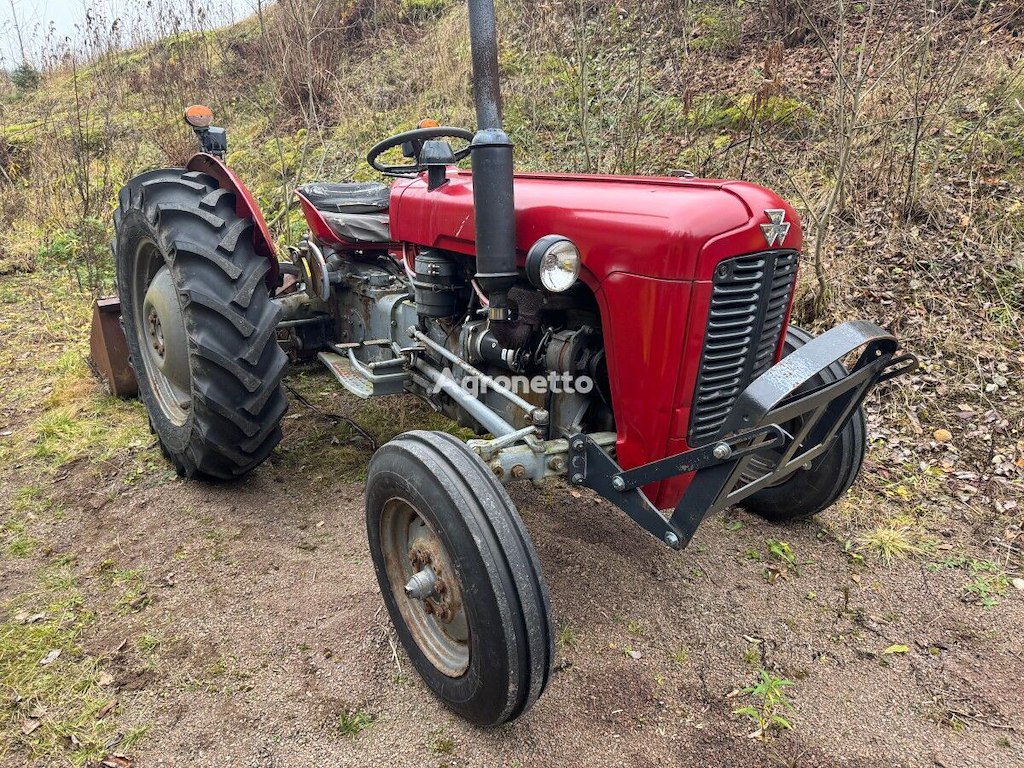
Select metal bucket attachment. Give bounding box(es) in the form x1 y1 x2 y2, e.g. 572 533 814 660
89 297 138 397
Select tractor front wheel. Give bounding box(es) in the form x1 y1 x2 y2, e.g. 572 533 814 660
365 431 554 727
740 325 868 523
114 169 288 479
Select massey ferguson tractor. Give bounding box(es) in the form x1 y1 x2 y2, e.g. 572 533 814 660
97 0 916 727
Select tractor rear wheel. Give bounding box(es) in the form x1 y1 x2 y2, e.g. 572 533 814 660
114 168 287 479
740 325 867 523
365 430 554 727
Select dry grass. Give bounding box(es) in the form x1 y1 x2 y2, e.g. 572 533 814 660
857 524 930 564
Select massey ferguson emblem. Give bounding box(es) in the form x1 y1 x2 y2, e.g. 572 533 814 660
761 208 791 247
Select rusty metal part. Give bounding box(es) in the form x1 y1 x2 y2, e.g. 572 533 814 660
89 297 137 397
379 498 469 677
408 539 463 624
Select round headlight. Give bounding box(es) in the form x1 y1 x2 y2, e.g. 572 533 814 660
526 235 580 293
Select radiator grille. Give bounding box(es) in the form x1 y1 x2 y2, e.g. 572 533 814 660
688 250 799 445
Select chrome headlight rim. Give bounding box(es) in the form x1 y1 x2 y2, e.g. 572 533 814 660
525 235 581 293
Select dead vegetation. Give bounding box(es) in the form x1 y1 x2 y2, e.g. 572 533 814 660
0 0 1022 765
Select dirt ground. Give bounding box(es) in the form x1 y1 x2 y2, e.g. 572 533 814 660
2 370 1022 768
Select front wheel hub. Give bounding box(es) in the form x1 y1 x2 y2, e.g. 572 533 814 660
380 499 469 677
404 566 437 600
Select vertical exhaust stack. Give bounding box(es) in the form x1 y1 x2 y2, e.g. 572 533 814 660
467 0 518 330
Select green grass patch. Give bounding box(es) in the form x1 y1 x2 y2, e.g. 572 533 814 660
963 567 1011 608
671 647 690 666
0 272 155 477
557 624 578 650
135 633 161 655
687 94 815 132
5 532 39 557
336 708 375 738
278 371 470 482
927 556 1015 608
98 562 151 615
0 560 119 765
427 730 456 755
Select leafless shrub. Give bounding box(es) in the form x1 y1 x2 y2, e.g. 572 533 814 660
752 0 834 47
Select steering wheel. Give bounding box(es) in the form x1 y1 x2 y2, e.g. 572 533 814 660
366 126 475 176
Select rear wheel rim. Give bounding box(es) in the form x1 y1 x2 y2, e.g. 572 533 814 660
132 241 191 426
379 497 469 677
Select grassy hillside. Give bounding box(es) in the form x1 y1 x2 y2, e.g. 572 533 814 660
0 0 1022 764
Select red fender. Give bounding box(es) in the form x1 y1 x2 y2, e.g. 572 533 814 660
186 153 280 289
295 190 345 246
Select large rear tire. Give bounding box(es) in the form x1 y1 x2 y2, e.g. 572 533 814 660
365 430 554 727
114 168 288 479
740 325 867 523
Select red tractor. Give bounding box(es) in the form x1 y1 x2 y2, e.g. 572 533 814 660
101 0 915 727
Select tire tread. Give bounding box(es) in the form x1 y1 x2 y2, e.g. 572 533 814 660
114 168 287 480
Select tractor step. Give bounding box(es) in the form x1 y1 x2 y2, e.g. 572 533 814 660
318 350 408 398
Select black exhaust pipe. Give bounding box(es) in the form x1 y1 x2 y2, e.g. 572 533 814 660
467 0 518 330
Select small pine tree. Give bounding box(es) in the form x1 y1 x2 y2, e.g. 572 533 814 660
10 62 41 91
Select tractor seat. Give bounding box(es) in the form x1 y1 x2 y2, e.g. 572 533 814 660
298 182 391 244
297 182 390 214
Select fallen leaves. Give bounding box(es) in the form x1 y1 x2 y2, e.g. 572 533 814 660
39 649 61 666
883 644 910 655
20 706 47 736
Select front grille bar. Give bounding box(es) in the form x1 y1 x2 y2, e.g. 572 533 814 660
689 250 798 445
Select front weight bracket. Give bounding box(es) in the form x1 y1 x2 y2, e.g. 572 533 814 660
570 434 683 550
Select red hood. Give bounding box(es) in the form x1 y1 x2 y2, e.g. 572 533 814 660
390 169 802 282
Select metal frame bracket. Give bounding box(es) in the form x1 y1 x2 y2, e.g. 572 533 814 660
611 424 787 492
571 434 683 550
567 320 917 552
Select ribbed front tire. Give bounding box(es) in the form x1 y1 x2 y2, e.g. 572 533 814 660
114 168 287 479
366 430 554 726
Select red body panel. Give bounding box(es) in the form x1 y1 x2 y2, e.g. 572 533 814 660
390 169 803 508
186 153 279 289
